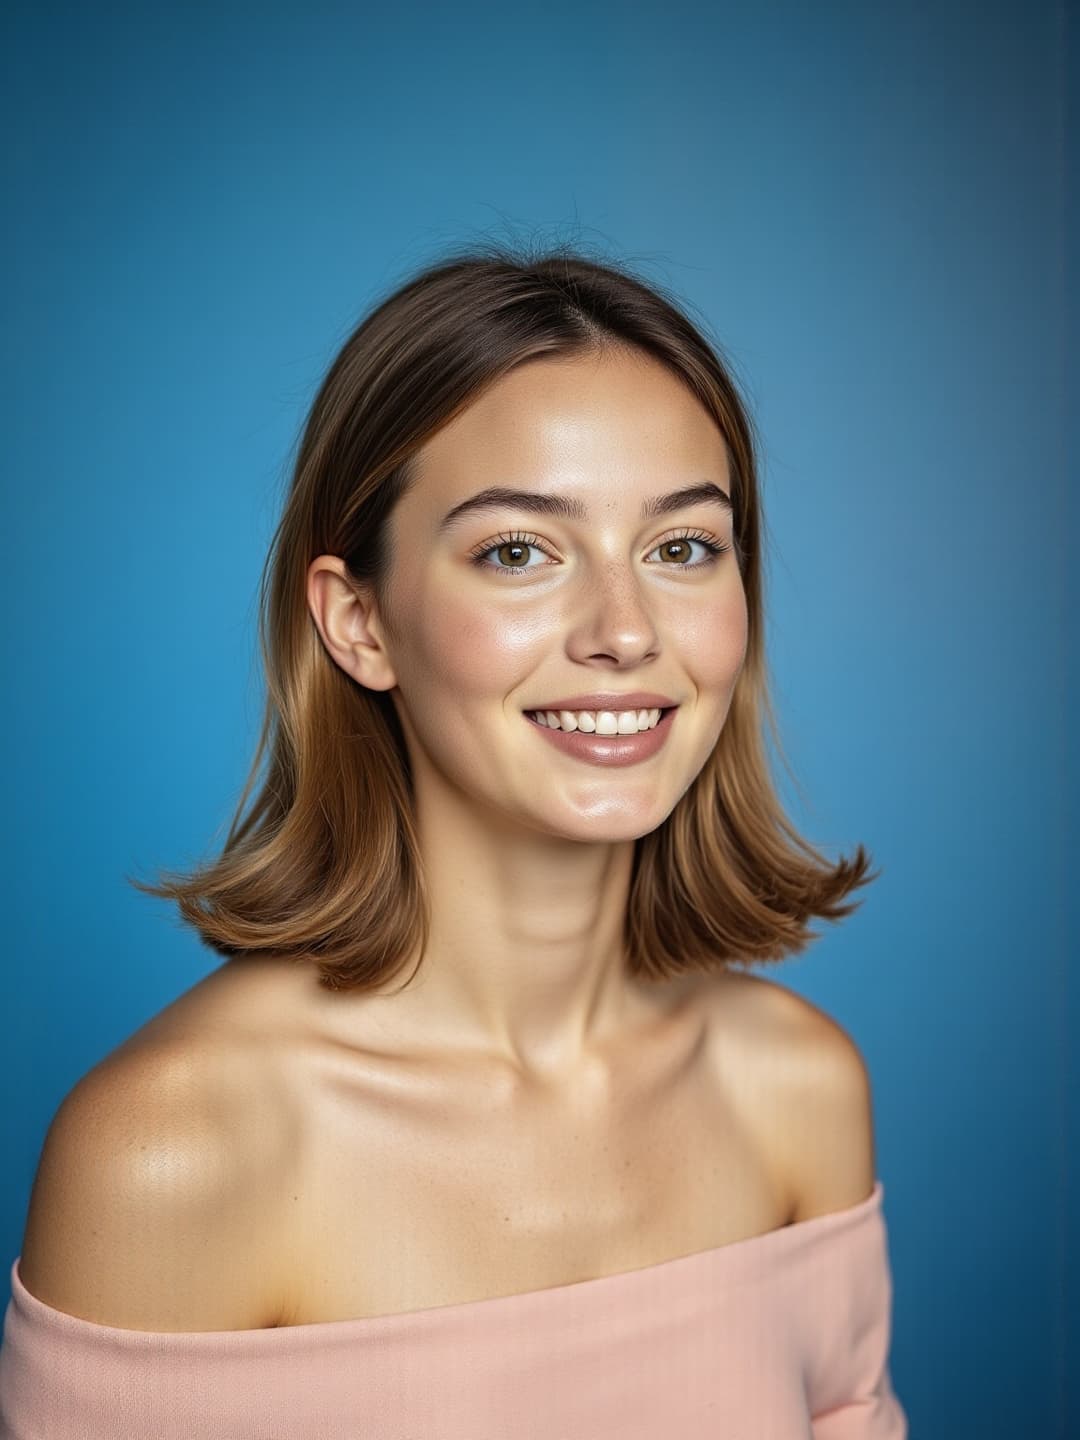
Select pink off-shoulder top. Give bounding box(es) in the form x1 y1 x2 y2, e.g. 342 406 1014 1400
0 1179 906 1439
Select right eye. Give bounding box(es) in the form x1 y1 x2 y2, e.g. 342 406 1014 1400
468 531 556 577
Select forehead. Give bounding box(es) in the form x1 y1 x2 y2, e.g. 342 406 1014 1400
408 349 730 508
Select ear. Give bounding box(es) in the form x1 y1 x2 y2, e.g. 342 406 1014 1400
306 556 398 693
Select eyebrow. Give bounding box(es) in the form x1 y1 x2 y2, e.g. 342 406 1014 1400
438 481 733 534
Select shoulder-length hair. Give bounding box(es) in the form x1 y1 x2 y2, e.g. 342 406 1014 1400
131 242 878 992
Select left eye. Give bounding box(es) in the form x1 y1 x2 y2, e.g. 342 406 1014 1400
646 534 728 566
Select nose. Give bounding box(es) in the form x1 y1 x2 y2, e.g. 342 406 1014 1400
564 561 661 667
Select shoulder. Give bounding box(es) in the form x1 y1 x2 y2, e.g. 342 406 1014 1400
17 1019 298 1332
704 968 877 1222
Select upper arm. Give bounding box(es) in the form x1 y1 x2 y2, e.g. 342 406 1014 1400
17 1046 294 1332
734 975 878 1222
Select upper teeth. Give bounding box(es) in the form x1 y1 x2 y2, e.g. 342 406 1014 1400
529 708 663 734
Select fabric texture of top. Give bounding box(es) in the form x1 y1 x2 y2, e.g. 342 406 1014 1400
0 1178 906 1439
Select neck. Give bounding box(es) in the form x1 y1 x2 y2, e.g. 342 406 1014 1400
386 799 656 1080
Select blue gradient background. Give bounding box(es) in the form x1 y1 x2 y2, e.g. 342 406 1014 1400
1 2 1074 1434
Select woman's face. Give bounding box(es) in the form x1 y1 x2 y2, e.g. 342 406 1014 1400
374 346 748 842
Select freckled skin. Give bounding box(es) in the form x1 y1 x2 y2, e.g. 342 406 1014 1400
377 348 748 841
307 346 749 1071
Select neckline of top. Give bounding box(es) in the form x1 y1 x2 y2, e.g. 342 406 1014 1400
9 1180 884 1341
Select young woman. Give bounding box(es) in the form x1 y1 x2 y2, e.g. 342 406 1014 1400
0 246 907 1436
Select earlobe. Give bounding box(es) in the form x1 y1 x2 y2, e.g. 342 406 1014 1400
306 556 398 693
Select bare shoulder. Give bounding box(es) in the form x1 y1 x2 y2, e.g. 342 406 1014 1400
18 1013 298 1332
705 967 877 1222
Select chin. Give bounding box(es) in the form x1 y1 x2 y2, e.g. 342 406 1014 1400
532 802 673 845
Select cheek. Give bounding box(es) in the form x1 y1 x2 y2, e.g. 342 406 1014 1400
411 587 543 699
671 585 749 689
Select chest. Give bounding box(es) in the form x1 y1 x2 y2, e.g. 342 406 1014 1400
268 1033 791 1326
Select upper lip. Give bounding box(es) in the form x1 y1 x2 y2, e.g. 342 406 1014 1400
524 692 678 713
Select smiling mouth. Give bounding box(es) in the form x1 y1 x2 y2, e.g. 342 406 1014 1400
523 706 675 734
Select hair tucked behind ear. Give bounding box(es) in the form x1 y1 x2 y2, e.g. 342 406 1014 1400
129 237 879 991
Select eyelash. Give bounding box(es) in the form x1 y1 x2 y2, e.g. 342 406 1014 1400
467 528 732 578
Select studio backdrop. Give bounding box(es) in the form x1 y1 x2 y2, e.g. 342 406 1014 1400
1 3 1073 1437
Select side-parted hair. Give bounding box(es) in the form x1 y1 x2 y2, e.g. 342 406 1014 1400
131 241 878 992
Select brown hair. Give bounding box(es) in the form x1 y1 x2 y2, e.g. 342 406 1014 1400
130 240 879 992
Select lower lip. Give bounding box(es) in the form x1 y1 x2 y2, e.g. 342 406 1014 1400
524 709 677 766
